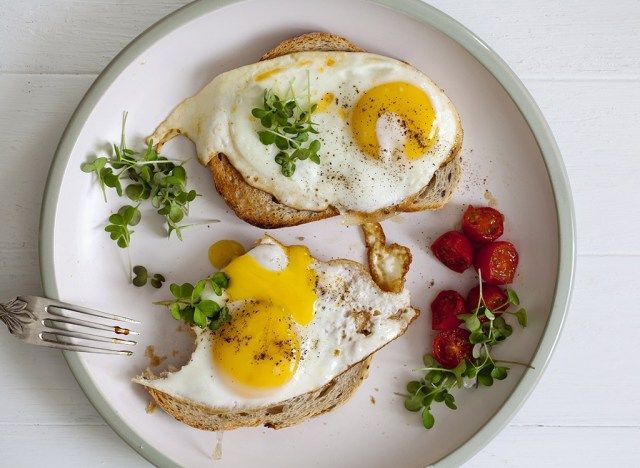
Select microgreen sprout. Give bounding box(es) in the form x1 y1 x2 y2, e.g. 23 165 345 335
81 112 200 241
404 272 531 429
105 204 140 249
155 272 231 330
132 265 166 289
252 80 321 177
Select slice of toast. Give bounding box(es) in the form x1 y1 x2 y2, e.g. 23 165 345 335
208 32 462 229
135 237 418 431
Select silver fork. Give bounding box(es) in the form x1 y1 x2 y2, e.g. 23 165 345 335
0 296 139 355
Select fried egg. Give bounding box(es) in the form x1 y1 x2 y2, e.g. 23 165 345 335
135 237 418 407
150 51 461 213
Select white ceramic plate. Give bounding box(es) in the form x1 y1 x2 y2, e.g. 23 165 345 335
40 0 575 466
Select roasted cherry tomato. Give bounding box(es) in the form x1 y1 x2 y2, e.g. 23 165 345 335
474 241 519 285
430 231 474 273
467 284 508 319
462 206 504 243
431 290 466 331
432 329 472 369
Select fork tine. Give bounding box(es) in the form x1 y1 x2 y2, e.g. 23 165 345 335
46 300 140 324
45 329 137 346
43 314 139 336
38 335 133 355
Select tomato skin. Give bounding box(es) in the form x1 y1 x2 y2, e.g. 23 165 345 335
466 284 508 313
430 231 474 273
474 241 519 285
431 290 466 331
432 329 473 369
462 206 504 243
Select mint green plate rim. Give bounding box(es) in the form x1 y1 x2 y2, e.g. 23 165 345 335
39 0 576 466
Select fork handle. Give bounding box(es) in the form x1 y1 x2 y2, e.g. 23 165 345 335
0 297 34 336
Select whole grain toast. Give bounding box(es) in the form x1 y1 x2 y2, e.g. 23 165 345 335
206 32 463 228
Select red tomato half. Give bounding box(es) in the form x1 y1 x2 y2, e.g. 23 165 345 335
474 241 519 285
431 290 466 331
432 329 472 369
430 231 474 273
462 206 504 243
466 284 508 320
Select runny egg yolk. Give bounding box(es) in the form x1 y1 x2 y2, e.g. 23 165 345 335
213 301 300 388
351 81 436 160
212 245 317 388
208 239 246 269
316 92 335 112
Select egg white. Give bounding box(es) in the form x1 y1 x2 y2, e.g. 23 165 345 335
150 51 461 213
135 240 417 408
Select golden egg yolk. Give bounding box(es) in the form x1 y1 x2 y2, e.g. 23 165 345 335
351 81 436 160
316 92 335 112
212 245 317 388
208 240 246 269
213 301 300 388
223 245 317 325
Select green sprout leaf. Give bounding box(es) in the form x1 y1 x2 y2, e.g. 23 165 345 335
478 374 494 387
125 184 145 201
444 394 457 410
470 330 486 344
150 273 165 289
423 354 437 368
132 265 147 287
192 279 206 301
493 316 508 329
169 303 181 320
491 366 509 380
180 283 194 299
506 288 520 305
514 308 528 327
212 272 230 289
465 315 481 331
433 391 446 403
421 409 435 429
253 87 321 177
452 360 467 388
155 273 231 330
406 381 421 394
193 307 207 328
429 371 443 384
198 300 220 317
404 395 423 412
105 207 134 250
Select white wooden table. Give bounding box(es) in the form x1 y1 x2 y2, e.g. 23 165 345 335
1 1 638 466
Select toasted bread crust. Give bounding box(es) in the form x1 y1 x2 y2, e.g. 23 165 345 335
207 32 463 228
260 32 365 60
210 153 338 229
144 357 371 431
